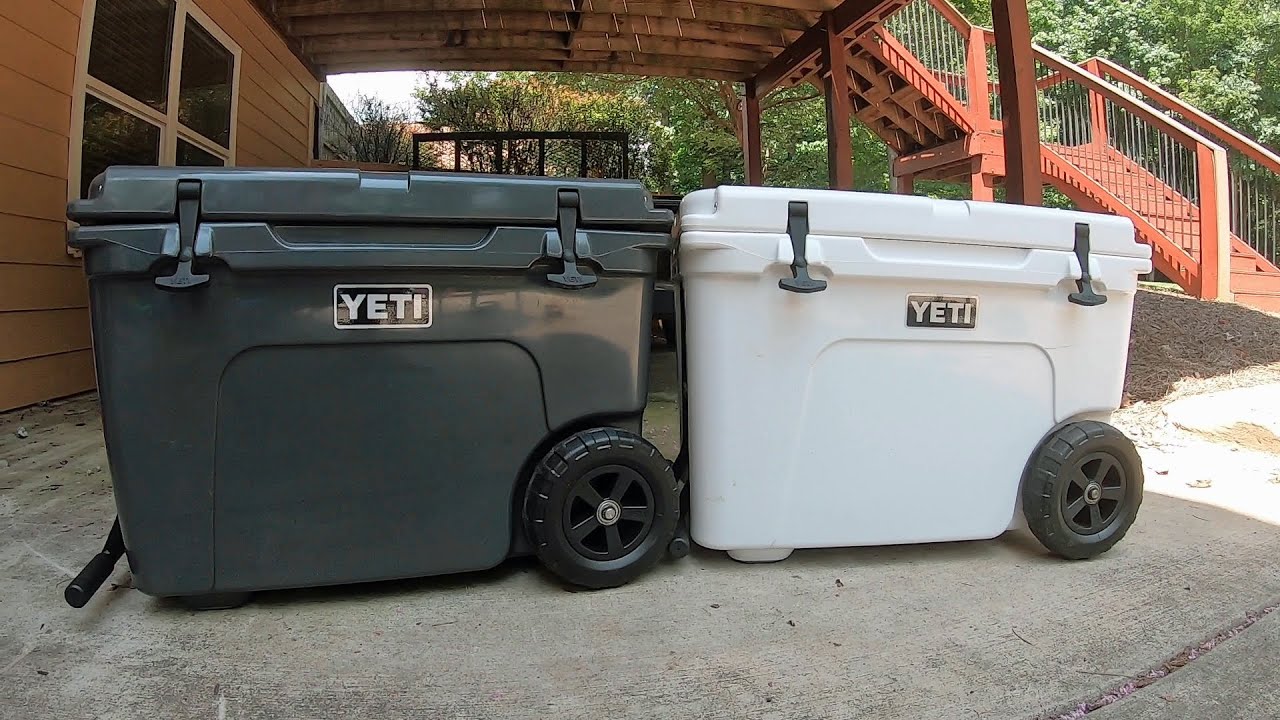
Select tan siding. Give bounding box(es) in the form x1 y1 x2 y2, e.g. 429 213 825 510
0 165 70 222
0 308 91 363
0 66 73 134
0 216 76 266
237 125 299 167
0 0 319 409
0 0 80 55
0 113 69 179
0 350 96 412
0 265 88 311
238 100 310 162
0 14 77 92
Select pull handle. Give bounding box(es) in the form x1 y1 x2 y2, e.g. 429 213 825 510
778 201 827 294
65 518 125 608
155 179 209 290
1068 223 1107 307
546 190 597 290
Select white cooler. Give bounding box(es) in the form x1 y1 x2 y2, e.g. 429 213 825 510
676 187 1152 563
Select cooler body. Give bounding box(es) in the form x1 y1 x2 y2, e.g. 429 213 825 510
70 168 671 596
676 187 1151 554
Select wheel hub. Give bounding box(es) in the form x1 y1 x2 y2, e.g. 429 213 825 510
596 499 622 526
1084 483 1102 505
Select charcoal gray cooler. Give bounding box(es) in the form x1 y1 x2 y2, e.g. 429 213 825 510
65 167 682 608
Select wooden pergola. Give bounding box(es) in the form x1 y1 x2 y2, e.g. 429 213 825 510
260 0 1042 203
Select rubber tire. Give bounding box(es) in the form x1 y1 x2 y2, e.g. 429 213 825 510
1022 421 1144 560
525 428 679 589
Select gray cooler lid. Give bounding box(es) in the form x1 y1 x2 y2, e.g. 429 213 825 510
67 167 672 285
69 166 672 229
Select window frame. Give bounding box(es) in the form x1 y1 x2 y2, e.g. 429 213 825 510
68 0 242 206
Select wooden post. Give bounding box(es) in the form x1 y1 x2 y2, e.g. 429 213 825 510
821 13 855 190
887 148 914 195
970 157 994 201
1196 143 1232 300
966 26 992 132
1083 59 1109 149
990 0 1041 205
743 79 764 185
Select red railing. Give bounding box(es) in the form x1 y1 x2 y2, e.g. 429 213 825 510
1090 59 1280 271
879 0 1237 299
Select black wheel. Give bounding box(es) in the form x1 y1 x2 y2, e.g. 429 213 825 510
1022 421 1143 560
525 428 679 589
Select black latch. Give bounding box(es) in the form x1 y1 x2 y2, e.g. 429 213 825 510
1068 222 1107 307
155 179 210 290
778 201 827 294
545 190 597 290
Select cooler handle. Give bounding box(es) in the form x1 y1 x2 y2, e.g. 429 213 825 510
778 201 827 294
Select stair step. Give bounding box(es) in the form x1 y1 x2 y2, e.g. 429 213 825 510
1230 269 1280 294
1233 253 1264 272
1235 292 1280 314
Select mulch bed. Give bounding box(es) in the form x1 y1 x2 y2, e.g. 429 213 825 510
1117 288 1280 433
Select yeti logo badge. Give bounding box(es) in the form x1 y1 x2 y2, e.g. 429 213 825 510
906 295 977 329
334 285 433 329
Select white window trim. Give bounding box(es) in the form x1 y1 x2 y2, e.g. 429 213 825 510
68 0 242 208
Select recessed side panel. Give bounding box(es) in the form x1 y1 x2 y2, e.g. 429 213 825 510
213 341 547 591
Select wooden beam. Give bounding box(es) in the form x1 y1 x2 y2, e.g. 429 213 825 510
291 11 792 48
744 78 764 185
821 13 854 190
303 30 773 63
278 0 815 29
581 0 816 29
752 0 908 93
311 48 761 75
892 132 1002 175
990 0 1041 205
317 56 746 81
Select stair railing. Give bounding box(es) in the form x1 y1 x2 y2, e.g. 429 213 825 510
1090 58 1280 269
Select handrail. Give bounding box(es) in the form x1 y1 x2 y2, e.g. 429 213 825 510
928 0 972 34
979 30 1224 154
1090 57 1280 175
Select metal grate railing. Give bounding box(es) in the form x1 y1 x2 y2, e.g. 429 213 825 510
884 0 970 106
1095 62 1280 266
1034 51 1208 262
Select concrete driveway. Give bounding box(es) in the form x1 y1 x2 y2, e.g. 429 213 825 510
2 350 1278 720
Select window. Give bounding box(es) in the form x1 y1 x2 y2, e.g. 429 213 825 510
72 0 240 198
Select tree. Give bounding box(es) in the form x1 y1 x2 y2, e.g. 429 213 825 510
345 94 412 165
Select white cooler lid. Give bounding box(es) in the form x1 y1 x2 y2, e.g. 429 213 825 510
678 186 1150 259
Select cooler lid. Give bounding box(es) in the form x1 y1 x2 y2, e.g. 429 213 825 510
69 166 672 229
678 186 1149 259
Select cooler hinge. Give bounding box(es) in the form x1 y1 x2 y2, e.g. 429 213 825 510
1068 222 1107 307
544 190 597 290
155 179 210 290
778 201 827 294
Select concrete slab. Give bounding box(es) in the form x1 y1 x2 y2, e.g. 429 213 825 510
1091 611 1280 720
3 359 1280 719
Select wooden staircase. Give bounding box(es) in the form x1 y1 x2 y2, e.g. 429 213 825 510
855 0 1280 311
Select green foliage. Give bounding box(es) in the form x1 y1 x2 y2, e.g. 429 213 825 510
415 72 673 191
1021 0 1280 149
